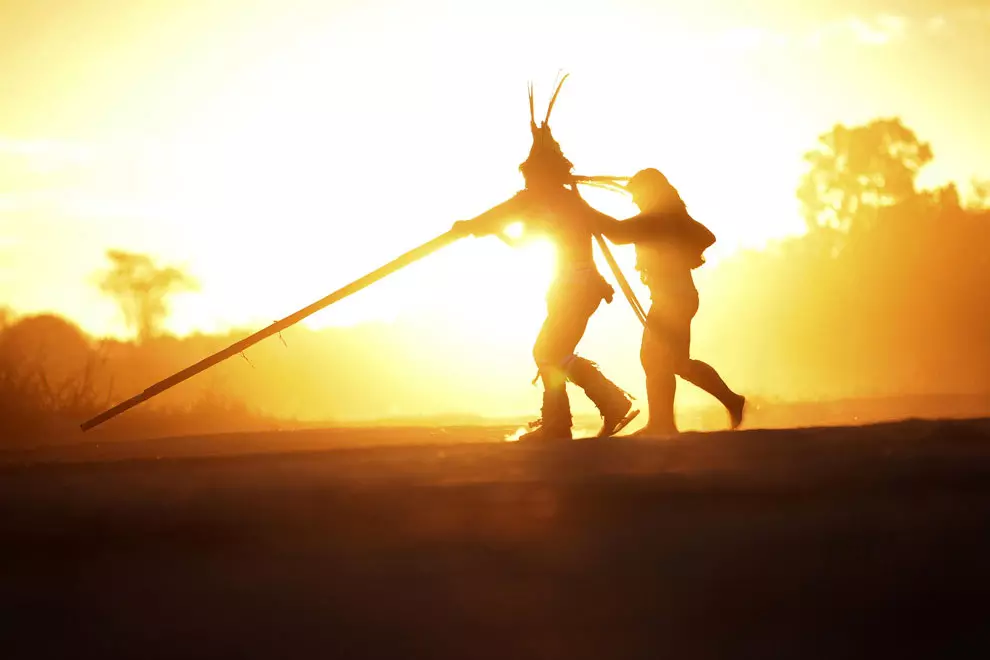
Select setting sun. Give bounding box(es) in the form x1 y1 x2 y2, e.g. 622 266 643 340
2 0 988 427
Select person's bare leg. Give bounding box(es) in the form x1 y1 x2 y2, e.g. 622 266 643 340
520 300 573 441
642 368 678 435
628 322 678 436
678 359 746 429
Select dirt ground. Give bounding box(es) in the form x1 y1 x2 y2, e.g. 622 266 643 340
2 418 989 659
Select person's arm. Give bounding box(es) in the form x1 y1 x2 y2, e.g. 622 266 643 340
562 189 629 238
496 230 526 248
452 191 530 238
599 212 678 245
563 191 668 244
679 215 716 252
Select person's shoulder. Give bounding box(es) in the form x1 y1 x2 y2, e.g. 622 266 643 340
676 208 707 227
681 211 716 244
555 188 602 217
628 210 666 224
686 212 713 230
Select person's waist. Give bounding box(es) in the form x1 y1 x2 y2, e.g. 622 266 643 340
637 254 696 273
638 261 691 274
553 263 600 279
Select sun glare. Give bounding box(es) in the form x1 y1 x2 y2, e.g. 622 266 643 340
11 1 813 348
504 221 525 240
0 0 829 426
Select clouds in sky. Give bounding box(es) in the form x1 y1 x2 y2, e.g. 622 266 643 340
696 4 990 53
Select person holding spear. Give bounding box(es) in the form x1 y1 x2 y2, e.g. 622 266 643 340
452 77 638 442
80 74 638 438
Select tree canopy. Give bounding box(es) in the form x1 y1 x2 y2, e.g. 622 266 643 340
798 118 934 234
96 250 198 342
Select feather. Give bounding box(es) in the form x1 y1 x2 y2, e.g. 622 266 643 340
576 175 632 184
549 69 563 111
573 174 638 195
528 82 535 126
577 180 631 195
544 72 570 125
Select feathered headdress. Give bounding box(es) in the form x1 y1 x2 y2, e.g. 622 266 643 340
518 73 576 189
518 73 634 196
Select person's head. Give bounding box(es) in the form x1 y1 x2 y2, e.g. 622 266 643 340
518 75 575 191
625 168 685 212
519 127 574 191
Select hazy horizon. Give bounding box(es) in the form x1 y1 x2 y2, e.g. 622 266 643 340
2 1 989 438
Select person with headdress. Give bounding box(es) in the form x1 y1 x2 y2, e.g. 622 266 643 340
603 168 746 436
452 77 638 442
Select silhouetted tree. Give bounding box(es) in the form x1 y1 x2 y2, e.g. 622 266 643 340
968 178 990 209
96 250 198 342
798 118 933 233
927 182 963 215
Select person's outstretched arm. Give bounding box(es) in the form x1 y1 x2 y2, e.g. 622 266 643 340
564 189 629 238
600 212 666 245
686 217 717 251
452 191 530 238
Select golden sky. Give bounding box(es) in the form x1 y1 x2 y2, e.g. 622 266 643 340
1 0 989 345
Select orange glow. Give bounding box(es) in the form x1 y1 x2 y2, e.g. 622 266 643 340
2 1 989 431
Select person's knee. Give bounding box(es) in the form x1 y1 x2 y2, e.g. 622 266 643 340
535 349 575 385
672 355 692 375
534 329 575 362
540 364 569 389
642 340 677 372
640 336 661 369
534 343 567 368
532 337 551 366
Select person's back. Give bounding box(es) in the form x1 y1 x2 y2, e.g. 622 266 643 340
633 208 714 305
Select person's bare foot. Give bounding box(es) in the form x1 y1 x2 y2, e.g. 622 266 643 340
729 395 747 429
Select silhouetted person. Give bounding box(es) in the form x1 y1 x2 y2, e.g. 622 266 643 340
453 78 637 442
605 168 745 435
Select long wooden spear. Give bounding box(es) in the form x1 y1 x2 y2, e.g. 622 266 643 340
593 234 648 326
80 230 461 431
